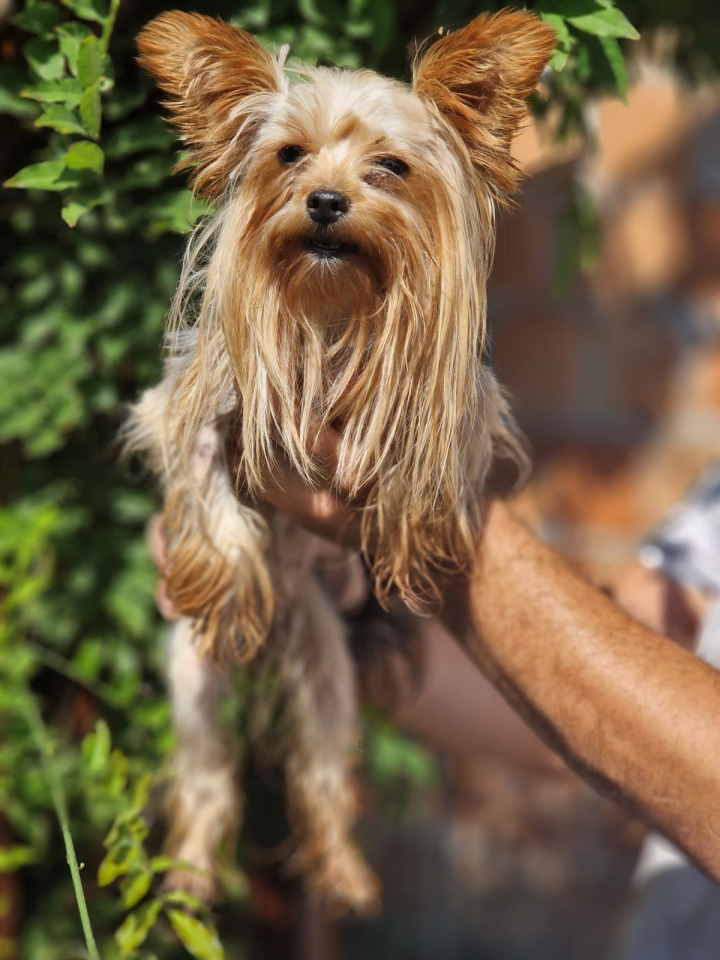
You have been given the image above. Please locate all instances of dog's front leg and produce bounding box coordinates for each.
[162,421,274,663]
[127,372,275,662]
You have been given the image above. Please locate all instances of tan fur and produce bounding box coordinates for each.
[127,8,551,911]
[137,12,284,197]
[163,620,240,900]
[251,560,378,908]
[413,10,556,201]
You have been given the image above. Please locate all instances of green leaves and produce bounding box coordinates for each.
[537,0,638,121]
[554,180,602,293]
[61,0,108,25]
[542,0,639,43]
[5,142,107,229]
[79,80,102,137]
[82,720,111,774]
[65,140,104,174]
[168,910,226,960]
[541,12,573,71]
[22,76,84,107]
[13,0,63,34]
[56,21,94,75]
[121,868,152,908]
[598,34,629,99]
[566,3,639,40]
[36,103,87,134]
[144,189,213,236]
[114,898,162,956]
[59,195,98,226]
[24,36,65,80]
[6,0,116,224]
[365,713,437,812]
[0,845,37,871]
[113,894,227,959]
[77,35,104,87]
[4,158,66,190]
[78,723,226,959]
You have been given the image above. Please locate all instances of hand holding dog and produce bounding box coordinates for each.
[150,422,720,883]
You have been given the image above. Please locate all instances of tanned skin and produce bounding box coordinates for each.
[456,503,720,878]
[254,429,720,882]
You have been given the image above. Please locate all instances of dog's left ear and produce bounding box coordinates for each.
[137,11,282,197]
[413,9,555,198]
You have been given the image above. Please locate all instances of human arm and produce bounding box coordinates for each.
[447,501,720,877]
[259,452,720,879]
[154,432,720,874]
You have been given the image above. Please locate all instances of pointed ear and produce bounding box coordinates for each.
[137,11,282,197]
[413,9,555,198]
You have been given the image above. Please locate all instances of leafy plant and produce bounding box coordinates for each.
[87,721,226,959]
[6,0,121,225]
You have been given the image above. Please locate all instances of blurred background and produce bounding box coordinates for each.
[1,0,720,958]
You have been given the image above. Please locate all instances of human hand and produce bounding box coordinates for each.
[148,425,364,622]
[256,424,363,547]
[147,513,180,621]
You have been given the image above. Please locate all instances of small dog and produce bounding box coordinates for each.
[127,9,553,910]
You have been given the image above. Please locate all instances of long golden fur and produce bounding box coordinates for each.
[126,8,554,911]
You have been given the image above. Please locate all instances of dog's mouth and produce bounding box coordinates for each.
[305,234,359,260]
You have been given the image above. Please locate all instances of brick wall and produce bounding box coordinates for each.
[492,70,720,580]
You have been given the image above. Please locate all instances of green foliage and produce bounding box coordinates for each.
[166,911,224,960]
[364,713,438,813]
[554,179,603,294]
[6,0,120,225]
[85,721,226,959]
[538,0,637,102]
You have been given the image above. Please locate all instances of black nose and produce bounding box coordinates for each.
[307,189,349,225]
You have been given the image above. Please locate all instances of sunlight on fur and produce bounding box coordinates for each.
[125,7,553,914]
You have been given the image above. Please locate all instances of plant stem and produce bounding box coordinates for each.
[24,699,102,960]
[100,0,121,54]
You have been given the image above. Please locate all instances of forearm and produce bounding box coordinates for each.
[446,501,720,878]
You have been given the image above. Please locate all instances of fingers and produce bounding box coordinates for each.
[262,472,361,548]
[309,422,342,472]
[156,578,180,621]
[147,513,180,621]
[255,423,363,547]
[147,513,167,570]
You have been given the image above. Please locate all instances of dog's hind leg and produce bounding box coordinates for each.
[254,565,379,912]
[164,618,240,900]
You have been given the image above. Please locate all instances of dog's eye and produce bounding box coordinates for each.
[374,156,409,177]
[278,144,306,164]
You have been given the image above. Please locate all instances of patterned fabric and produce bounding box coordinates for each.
[640,463,720,597]
[616,864,720,960]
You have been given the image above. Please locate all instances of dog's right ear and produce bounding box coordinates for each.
[137,11,282,197]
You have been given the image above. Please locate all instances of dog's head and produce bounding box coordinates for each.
[139,10,553,311]
[139,11,552,609]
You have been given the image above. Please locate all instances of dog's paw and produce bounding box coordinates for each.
[313,847,381,915]
[163,862,218,905]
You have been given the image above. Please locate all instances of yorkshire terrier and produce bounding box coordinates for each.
[127,8,554,910]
